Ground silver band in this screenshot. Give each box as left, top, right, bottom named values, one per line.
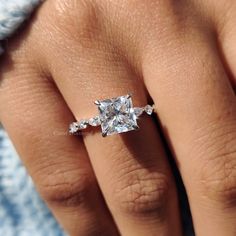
left=69, top=94, right=155, bottom=137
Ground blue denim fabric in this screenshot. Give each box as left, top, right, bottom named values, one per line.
left=0, top=128, right=66, bottom=236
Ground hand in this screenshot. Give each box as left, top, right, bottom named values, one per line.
left=0, top=0, right=235, bottom=235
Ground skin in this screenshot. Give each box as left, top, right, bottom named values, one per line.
left=0, top=0, right=236, bottom=235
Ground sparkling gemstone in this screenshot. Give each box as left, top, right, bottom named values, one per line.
left=144, top=105, right=154, bottom=115
left=88, top=116, right=101, bottom=126
left=69, top=122, right=79, bottom=134
left=78, top=120, right=88, bottom=129
left=97, top=95, right=139, bottom=136
left=133, top=107, right=144, bottom=117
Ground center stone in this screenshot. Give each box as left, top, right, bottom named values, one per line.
left=97, top=95, right=138, bottom=136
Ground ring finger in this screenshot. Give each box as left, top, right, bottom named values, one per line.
left=41, top=32, right=182, bottom=236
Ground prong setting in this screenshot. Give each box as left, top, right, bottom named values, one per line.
left=126, top=93, right=132, bottom=99
left=102, top=130, right=108, bottom=137
left=94, top=100, right=101, bottom=105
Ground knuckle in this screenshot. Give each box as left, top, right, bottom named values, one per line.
left=111, top=165, right=170, bottom=217
left=35, top=161, right=94, bottom=207
left=199, top=151, right=236, bottom=206
left=193, top=123, right=236, bottom=206
left=52, top=0, right=102, bottom=44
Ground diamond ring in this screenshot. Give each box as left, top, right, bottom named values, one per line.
left=69, top=94, right=155, bottom=137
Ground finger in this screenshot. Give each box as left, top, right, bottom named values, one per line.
left=53, top=64, right=181, bottom=235
left=41, top=36, right=182, bottom=236
left=0, top=53, right=118, bottom=236
left=142, top=13, right=236, bottom=236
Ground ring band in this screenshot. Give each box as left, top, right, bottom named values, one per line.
left=69, top=94, right=155, bottom=137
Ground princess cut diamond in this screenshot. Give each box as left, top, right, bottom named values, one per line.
left=96, top=95, right=139, bottom=136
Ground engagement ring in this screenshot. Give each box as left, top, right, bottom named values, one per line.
left=69, top=94, right=155, bottom=137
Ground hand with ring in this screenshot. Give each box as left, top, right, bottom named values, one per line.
left=0, top=1, right=236, bottom=235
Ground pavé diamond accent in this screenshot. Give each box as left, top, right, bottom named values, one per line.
left=88, top=116, right=101, bottom=126
left=97, top=95, right=139, bottom=136
left=134, top=107, right=144, bottom=117
left=78, top=120, right=88, bottom=129
left=144, top=105, right=154, bottom=115
left=69, top=122, right=79, bottom=134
